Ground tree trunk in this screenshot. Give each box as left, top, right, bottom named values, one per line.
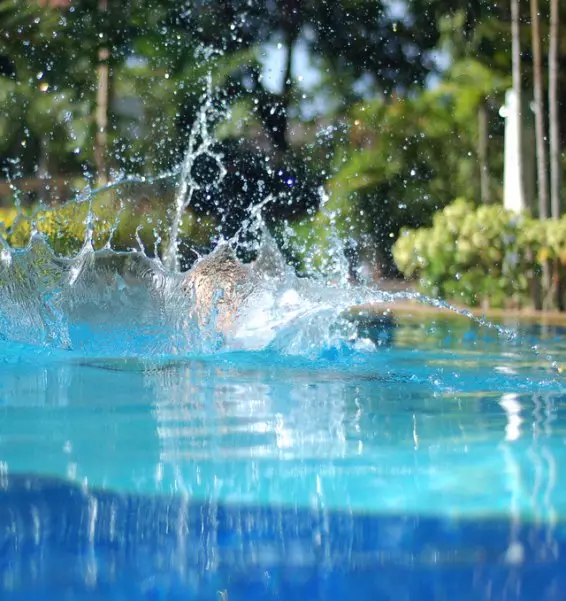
left=478, top=98, right=490, bottom=203
left=278, top=0, right=300, bottom=152
left=510, top=0, right=526, bottom=210
left=530, top=0, right=549, bottom=219
left=549, top=0, right=561, bottom=219
left=38, top=134, right=50, bottom=206
left=529, top=0, right=553, bottom=309
left=94, top=0, right=109, bottom=185
left=278, top=32, right=296, bottom=151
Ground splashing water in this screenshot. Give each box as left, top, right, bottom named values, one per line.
left=163, top=76, right=227, bottom=272
left=0, top=88, right=562, bottom=381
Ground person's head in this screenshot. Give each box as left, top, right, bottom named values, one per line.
left=181, top=244, right=255, bottom=333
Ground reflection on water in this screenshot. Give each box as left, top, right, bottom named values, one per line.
left=0, top=318, right=566, bottom=598
left=0, top=319, right=565, bottom=519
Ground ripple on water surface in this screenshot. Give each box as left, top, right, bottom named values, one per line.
left=0, top=314, right=566, bottom=600
left=0, top=316, right=565, bottom=520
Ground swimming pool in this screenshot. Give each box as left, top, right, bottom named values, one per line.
left=1, top=312, right=565, bottom=600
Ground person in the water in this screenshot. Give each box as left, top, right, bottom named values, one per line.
left=180, top=243, right=395, bottom=347
left=180, top=243, right=257, bottom=334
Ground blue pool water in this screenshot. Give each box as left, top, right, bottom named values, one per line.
left=1, top=313, right=565, bottom=600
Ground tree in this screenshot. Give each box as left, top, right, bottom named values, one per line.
left=95, top=0, right=110, bottom=185
left=477, top=97, right=490, bottom=203
left=318, top=59, right=508, bottom=276
left=530, top=0, right=549, bottom=219
left=549, top=0, right=561, bottom=219
left=0, top=1, right=450, bottom=214
left=0, top=0, right=88, bottom=201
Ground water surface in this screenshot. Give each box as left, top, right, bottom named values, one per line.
left=1, top=314, right=564, bottom=517
left=1, top=312, right=566, bottom=600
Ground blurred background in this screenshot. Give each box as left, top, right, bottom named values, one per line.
left=0, top=0, right=564, bottom=308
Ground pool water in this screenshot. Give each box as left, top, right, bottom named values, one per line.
left=1, top=313, right=565, bottom=600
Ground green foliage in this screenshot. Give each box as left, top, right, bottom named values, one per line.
left=393, top=199, right=566, bottom=308
left=0, top=196, right=215, bottom=262
left=323, top=61, right=508, bottom=273
left=1, top=0, right=565, bottom=276
left=273, top=209, right=345, bottom=278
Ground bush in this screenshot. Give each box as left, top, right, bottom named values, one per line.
left=392, top=199, right=566, bottom=310
left=0, top=195, right=216, bottom=264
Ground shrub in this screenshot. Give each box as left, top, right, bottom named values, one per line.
left=393, top=199, right=566, bottom=309
left=0, top=196, right=216, bottom=264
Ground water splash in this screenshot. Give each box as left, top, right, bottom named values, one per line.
left=163, top=75, right=226, bottom=272
left=0, top=84, right=562, bottom=378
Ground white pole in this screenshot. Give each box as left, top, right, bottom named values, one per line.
left=500, top=89, right=527, bottom=213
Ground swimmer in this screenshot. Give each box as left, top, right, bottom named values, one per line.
left=180, top=243, right=258, bottom=333
left=81, top=241, right=394, bottom=347
left=180, top=243, right=395, bottom=347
